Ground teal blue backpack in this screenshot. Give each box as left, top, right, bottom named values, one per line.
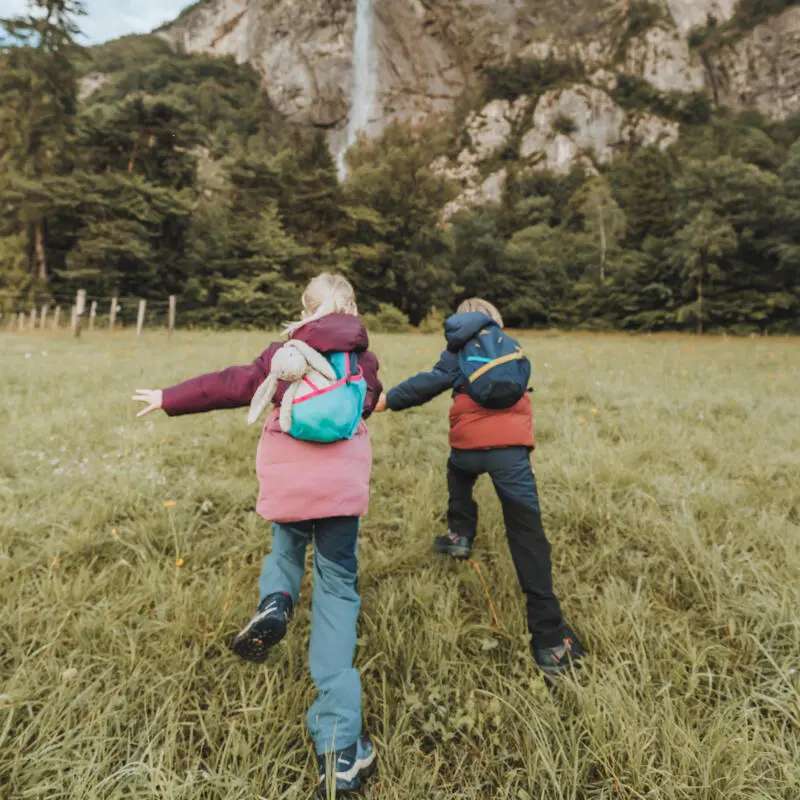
left=458, top=324, right=531, bottom=409
left=288, top=352, right=366, bottom=443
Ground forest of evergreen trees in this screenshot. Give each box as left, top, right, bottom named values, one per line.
left=1, top=1, right=798, bottom=333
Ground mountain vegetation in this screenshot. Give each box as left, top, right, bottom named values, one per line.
left=1, top=1, right=798, bottom=333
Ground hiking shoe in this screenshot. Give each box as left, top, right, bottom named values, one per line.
left=532, top=627, right=585, bottom=676
left=317, top=735, right=376, bottom=797
left=231, top=591, right=293, bottom=664
left=434, top=531, right=473, bottom=560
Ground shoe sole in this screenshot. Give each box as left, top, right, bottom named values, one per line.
left=433, top=542, right=472, bottom=560
left=231, top=619, right=287, bottom=664
left=537, top=653, right=584, bottom=677
left=316, top=751, right=377, bottom=798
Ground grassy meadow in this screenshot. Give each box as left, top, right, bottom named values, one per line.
left=1, top=328, right=798, bottom=800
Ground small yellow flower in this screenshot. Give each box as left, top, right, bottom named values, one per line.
left=578, top=417, right=586, bottom=424
left=160, top=437, right=166, bottom=444
left=164, top=500, right=177, bottom=509
left=80, top=365, right=88, bottom=372
left=51, top=555, right=58, bottom=568
left=768, top=353, right=776, bottom=358
left=591, top=408, right=598, bottom=415
left=681, top=371, right=688, bottom=376
left=175, top=558, right=185, bottom=568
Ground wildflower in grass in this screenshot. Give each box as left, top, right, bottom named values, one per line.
left=175, top=558, right=185, bottom=568
left=164, top=500, right=177, bottom=508
left=81, top=365, right=88, bottom=371
left=591, top=408, right=598, bottom=415
left=578, top=417, right=586, bottom=424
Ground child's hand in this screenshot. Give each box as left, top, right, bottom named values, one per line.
left=132, top=389, right=163, bottom=417
left=374, top=393, right=388, bottom=413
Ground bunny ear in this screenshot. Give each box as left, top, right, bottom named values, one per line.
left=279, top=384, right=296, bottom=432
left=291, top=340, right=337, bottom=381
left=247, top=375, right=278, bottom=425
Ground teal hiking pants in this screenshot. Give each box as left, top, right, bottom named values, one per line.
left=258, top=516, right=362, bottom=755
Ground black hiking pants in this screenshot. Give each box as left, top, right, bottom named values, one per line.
left=447, top=446, right=565, bottom=647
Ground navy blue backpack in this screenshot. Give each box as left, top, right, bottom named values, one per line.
left=457, top=324, right=531, bottom=409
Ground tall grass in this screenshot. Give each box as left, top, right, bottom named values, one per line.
left=1, top=330, right=798, bottom=799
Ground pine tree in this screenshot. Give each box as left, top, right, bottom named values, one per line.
left=0, top=1, right=86, bottom=283
left=343, top=122, right=457, bottom=323
left=569, top=176, right=626, bottom=282
left=610, top=146, right=677, bottom=245
left=671, top=209, right=737, bottom=334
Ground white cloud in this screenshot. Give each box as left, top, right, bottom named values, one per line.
left=2, top=0, right=194, bottom=44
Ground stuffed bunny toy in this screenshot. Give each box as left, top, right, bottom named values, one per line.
left=247, top=340, right=338, bottom=431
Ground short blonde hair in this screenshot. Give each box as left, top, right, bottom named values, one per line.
left=284, top=273, right=358, bottom=336
left=457, top=297, right=504, bottom=327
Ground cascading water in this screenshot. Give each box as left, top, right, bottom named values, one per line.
left=337, top=0, right=377, bottom=180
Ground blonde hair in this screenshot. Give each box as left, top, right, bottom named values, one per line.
left=283, top=273, right=358, bottom=336
left=456, top=297, right=504, bottom=328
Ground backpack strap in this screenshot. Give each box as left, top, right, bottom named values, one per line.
left=468, top=352, right=526, bottom=382
left=347, top=352, right=359, bottom=383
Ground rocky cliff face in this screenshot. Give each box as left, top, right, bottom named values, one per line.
left=158, top=0, right=800, bottom=196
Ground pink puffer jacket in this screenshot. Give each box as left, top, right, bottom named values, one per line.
left=255, top=409, right=372, bottom=523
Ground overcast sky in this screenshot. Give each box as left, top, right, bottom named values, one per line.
left=2, top=1, right=193, bottom=44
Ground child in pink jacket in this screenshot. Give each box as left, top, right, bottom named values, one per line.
left=134, top=274, right=381, bottom=796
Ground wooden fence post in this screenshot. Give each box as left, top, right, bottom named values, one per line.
left=17, top=312, right=24, bottom=331
left=40, top=304, right=48, bottom=330
left=168, top=295, right=176, bottom=339
left=53, top=306, right=61, bottom=329
left=70, top=305, right=77, bottom=334
left=74, top=289, right=86, bottom=338
left=30, top=307, right=38, bottom=330
left=89, top=300, right=97, bottom=331
left=136, top=299, right=146, bottom=337
left=109, top=296, right=118, bottom=330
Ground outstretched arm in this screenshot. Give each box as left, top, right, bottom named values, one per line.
left=385, top=351, right=461, bottom=412
left=133, top=344, right=280, bottom=419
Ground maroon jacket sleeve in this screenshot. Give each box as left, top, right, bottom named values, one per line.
left=162, top=343, right=280, bottom=417
left=358, top=350, right=382, bottom=419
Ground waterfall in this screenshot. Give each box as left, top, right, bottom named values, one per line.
left=337, top=0, right=377, bottom=180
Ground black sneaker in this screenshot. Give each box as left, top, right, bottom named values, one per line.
left=532, top=627, right=585, bottom=676
left=231, top=591, right=293, bottom=664
left=434, top=531, right=473, bottom=560
left=317, top=736, right=376, bottom=797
